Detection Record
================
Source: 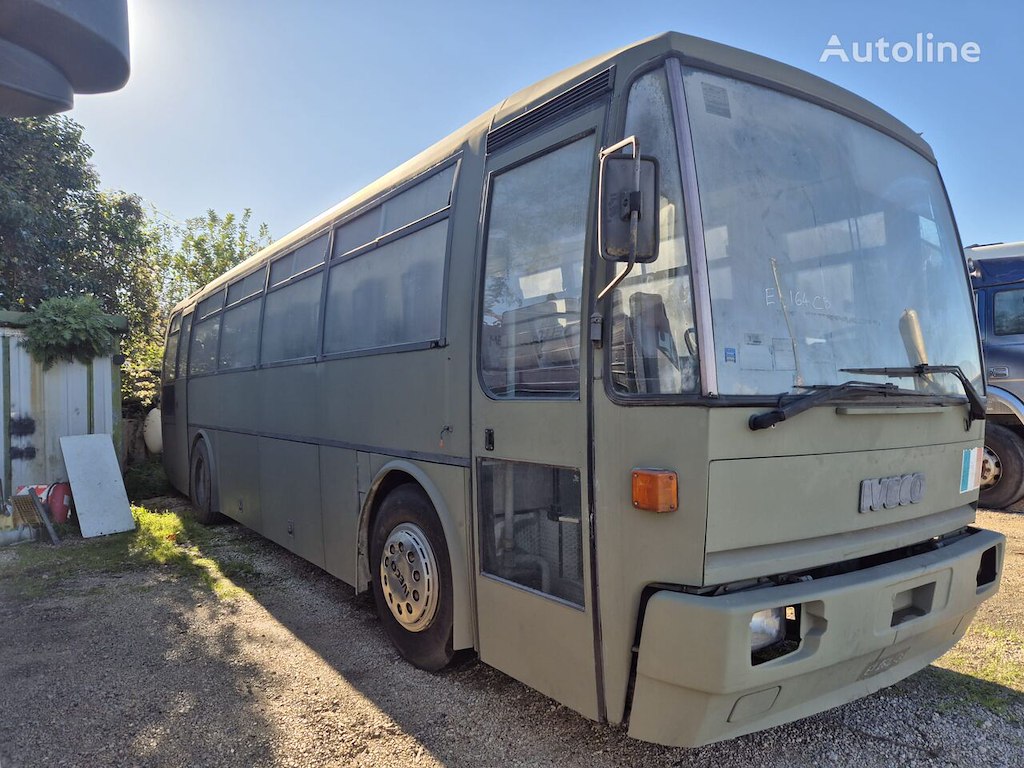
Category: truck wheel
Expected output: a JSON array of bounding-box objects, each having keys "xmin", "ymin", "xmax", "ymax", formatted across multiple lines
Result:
[
  {"xmin": 189, "ymin": 439, "xmax": 222, "ymax": 525},
  {"xmin": 370, "ymin": 484, "xmax": 454, "ymax": 671},
  {"xmin": 979, "ymin": 423, "xmax": 1024, "ymax": 509}
]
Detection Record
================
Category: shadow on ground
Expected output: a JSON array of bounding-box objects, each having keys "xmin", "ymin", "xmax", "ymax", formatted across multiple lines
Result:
[
  {"xmin": 0, "ymin": 566, "xmax": 275, "ymax": 767},
  {"xmin": 2, "ymin": 496, "xmax": 1022, "ymax": 768}
]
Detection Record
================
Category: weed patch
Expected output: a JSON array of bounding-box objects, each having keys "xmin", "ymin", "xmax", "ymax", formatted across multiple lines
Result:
[
  {"xmin": 0, "ymin": 505, "xmax": 244, "ymax": 600},
  {"xmin": 123, "ymin": 457, "xmax": 172, "ymax": 501}
]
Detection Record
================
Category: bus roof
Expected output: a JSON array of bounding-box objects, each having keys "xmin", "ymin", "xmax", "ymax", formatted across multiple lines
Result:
[{"xmin": 173, "ymin": 31, "xmax": 934, "ymax": 316}]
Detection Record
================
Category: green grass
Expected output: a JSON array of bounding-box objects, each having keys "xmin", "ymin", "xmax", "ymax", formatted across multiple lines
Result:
[
  {"xmin": 929, "ymin": 622, "xmax": 1024, "ymax": 716},
  {"xmin": 0, "ymin": 505, "xmax": 255, "ymax": 600}
]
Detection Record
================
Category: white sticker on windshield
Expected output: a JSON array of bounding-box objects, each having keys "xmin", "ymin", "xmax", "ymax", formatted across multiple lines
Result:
[
  {"xmin": 741, "ymin": 334, "xmax": 773, "ymax": 370},
  {"xmin": 701, "ymin": 82, "xmax": 731, "ymax": 118}
]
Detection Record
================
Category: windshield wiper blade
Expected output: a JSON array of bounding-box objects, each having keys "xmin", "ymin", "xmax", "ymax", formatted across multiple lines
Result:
[
  {"xmin": 749, "ymin": 380, "xmax": 901, "ymax": 431},
  {"xmin": 840, "ymin": 364, "xmax": 985, "ymax": 426}
]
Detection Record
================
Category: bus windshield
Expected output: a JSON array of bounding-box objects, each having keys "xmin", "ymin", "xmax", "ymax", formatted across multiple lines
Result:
[{"xmin": 683, "ymin": 67, "xmax": 982, "ymax": 397}]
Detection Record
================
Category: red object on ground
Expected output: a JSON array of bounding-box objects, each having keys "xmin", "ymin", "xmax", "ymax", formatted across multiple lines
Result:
[{"xmin": 48, "ymin": 482, "xmax": 72, "ymax": 524}]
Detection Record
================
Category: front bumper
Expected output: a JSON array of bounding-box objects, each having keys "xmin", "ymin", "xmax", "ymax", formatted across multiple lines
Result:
[{"xmin": 627, "ymin": 528, "xmax": 1004, "ymax": 747}]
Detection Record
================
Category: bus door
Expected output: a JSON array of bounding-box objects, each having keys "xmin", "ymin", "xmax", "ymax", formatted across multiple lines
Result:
[{"xmin": 472, "ymin": 110, "xmax": 604, "ymax": 720}]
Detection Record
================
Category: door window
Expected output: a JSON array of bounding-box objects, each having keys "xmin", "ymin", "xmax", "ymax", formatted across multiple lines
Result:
[
  {"xmin": 478, "ymin": 459, "xmax": 584, "ymax": 606},
  {"xmin": 480, "ymin": 136, "xmax": 595, "ymax": 398}
]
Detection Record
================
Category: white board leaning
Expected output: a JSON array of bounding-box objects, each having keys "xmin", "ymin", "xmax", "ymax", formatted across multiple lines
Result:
[{"xmin": 60, "ymin": 434, "xmax": 135, "ymax": 538}]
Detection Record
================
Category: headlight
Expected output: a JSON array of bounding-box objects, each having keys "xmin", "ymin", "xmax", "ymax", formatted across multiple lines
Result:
[{"xmin": 750, "ymin": 607, "xmax": 785, "ymax": 651}]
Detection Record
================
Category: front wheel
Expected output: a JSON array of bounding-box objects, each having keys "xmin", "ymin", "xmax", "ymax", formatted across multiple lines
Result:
[
  {"xmin": 979, "ymin": 423, "xmax": 1024, "ymax": 509},
  {"xmin": 370, "ymin": 484, "xmax": 454, "ymax": 671}
]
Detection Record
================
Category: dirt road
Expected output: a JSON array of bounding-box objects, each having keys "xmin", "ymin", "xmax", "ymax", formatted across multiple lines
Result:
[{"xmin": 1, "ymin": 505, "xmax": 1021, "ymax": 767}]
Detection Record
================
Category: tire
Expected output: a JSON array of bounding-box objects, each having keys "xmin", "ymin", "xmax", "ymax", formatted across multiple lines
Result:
[
  {"xmin": 979, "ymin": 423, "xmax": 1024, "ymax": 509},
  {"xmin": 370, "ymin": 484, "xmax": 454, "ymax": 671},
  {"xmin": 189, "ymin": 439, "xmax": 221, "ymax": 525}
]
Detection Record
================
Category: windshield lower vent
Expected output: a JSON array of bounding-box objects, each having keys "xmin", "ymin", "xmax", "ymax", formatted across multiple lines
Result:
[{"xmin": 487, "ymin": 67, "xmax": 614, "ymax": 153}]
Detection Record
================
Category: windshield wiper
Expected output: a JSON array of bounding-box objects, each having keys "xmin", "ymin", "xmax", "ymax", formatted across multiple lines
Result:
[
  {"xmin": 840, "ymin": 364, "xmax": 986, "ymax": 427},
  {"xmin": 749, "ymin": 380, "xmax": 903, "ymax": 431}
]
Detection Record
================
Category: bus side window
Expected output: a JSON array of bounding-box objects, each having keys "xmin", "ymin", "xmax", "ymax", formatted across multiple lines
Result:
[
  {"xmin": 189, "ymin": 315, "xmax": 221, "ymax": 375},
  {"xmin": 261, "ymin": 272, "xmax": 323, "ymax": 363},
  {"xmin": 219, "ymin": 299, "xmax": 261, "ymax": 370},
  {"xmin": 163, "ymin": 315, "xmax": 180, "ymax": 382},
  {"xmin": 162, "ymin": 313, "xmax": 181, "ymax": 415},
  {"xmin": 324, "ymin": 220, "xmax": 448, "ymax": 355},
  {"xmin": 176, "ymin": 312, "xmax": 193, "ymax": 379}
]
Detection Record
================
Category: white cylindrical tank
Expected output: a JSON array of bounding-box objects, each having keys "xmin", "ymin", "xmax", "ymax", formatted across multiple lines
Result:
[{"xmin": 143, "ymin": 408, "xmax": 162, "ymax": 454}]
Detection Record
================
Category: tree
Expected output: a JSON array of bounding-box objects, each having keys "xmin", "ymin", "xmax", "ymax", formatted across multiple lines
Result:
[
  {"xmin": 0, "ymin": 115, "xmax": 98, "ymax": 309},
  {"xmin": 0, "ymin": 115, "xmax": 272, "ymax": 417},
  {"xmin": 0, "ymin": 116, "xmax": 161, "ymax": 332},
  {"xmin": 160, "ymin": 209, "xmax": 271, "ymax": 313}
]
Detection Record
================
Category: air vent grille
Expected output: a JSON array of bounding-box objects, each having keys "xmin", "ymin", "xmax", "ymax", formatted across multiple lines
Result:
[{"xmin": 487, "ymin": 67, "xmax": 614, "ymax": 153}]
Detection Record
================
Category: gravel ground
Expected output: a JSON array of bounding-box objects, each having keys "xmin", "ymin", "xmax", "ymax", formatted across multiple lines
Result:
[{"xmin": 1, "ymin": 504, "xmax": 1022, "ymax": 768}]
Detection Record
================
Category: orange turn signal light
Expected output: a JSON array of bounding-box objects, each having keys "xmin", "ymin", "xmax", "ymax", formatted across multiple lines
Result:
[{"xmin": 632, "ymin": 469, "xmax": 678, "ymax": 513}]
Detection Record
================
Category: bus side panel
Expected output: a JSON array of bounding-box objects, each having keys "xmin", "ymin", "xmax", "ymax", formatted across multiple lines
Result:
[
  {"xmin": 592, "ymin": 399, "xmax": 711, "ymax": 726},
  {"xmin": 320, "ymin": 351, "xmax": 465, "ymax": 459},
  {"xmin": 214, "ymin": 429, "xmax": 263, "ymax": 533},
  {"xmin": 193, "ymin": 369, "xmax": 259, "ymax": 432},
  {"xmin": 320, "ymin": 446, "xmax": 360, "ymax": 585},
  {"xmin": 258, "ymin": 437, "xmax": 326, "ymax": 569},
  {"xmin": 260, "ymin": 364, "xmax": 322, "ymax": 438}
]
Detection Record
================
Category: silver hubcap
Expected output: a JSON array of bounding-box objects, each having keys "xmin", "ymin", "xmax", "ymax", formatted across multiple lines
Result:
[
  {"xmin": 379, "ymin": 523, "xmax": 438, "ymax": 632},
  {"xmin": 981, "ymin": 446, "xmax": 1001, "ymax": 489}
]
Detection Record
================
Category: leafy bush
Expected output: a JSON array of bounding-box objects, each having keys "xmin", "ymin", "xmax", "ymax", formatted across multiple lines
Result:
[
  {"xmin": 121, "ymin": 336, "xmax": 163, "ymax": 418},
  {"xmin": 123, "ymin": 456, "xmax": 171, "ymax": 501},
  {"xmin": 22, "ymin": 295, "xmax": 118, "ymax": 369}
]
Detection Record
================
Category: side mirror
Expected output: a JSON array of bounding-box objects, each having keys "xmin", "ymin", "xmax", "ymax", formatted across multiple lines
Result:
[{"xmin": 598, "ymin": 153, "xmax": 659, "ymax": 263}]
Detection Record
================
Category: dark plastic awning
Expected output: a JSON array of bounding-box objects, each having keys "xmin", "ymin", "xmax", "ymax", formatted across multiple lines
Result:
[{"xmin": 0, "ymin": 0, "xmax": 129, "ymax": 116}]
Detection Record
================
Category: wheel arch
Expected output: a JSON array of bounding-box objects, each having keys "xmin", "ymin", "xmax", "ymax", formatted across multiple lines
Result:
[
  {"xmin": 189, "ymin": 429, "xmax": 221, "ymax": 513},
  {"xmin": 357, "ymin": 459, "xmax": 474, "ymax": 651},
  {"xmin": 986, "ymin": 385, "xmax": 1024, "ymax": 429}
]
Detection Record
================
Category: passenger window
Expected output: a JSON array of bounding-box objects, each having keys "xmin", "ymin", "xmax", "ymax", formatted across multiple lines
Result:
[
  {"xmin": 478, "ymin": 459, "xmax": 583, "ymax": 606},
  {"xmin": 994, "ymin": 289, "xmax": 1024, "ymax": 335},
  {"xmin": 323, "ymin": 220, "xmax": 448, "ymax": 354},
  {"xmin": 270, "ymin": 235, "xmax": 327, "ymax": 288},
  {"xmin": 227, "ymin": 266, "xmax": 266, "ymax": 305},
  {"xmin": 260, "ymin": 272, "xmax": 323, "ymax": 363},
  {"xmin": 480, "ymin": 136, "xmax": 595, "ymax": 398},
  {"xmin": 163, "ymin": 314, "xmax": 180, "ymax": 381},
  {"xmin": 332, "ymin": 164, "xmax": 456, "ymax": 258},
  {"xmin": 196, "ymin": 289, "xmax": 225, "ymax": 320},
  {"xmin": 381, "ymin": 164, "xmax": 455, "ymax": 233},
  {"xmin": 176, "ymin": 313, "xmax": 193, "ymax": 378},
  {"xmin": 189, "ymin": 315, "xmax": 221, "ymax": 375},
  {"xmin": 219, "ymin": 299, "xmax": 262, "ymax": 370}
]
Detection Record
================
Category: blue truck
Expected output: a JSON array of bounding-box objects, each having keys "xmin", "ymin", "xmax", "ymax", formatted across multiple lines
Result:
[{"xmin": 969, "ymin": 242, "xmax": 1024, "ymax": 508}]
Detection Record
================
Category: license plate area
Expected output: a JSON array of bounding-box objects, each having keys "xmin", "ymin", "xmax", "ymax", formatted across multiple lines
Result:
[{"xmin": 890, "ymin": 581, "xmax": 936, "ymax": 626}]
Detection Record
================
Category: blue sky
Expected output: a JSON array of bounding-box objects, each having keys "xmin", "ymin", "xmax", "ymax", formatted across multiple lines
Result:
[{"xmin": 69, "ymin": 1, "xmax": 1021, "ymax": 247}]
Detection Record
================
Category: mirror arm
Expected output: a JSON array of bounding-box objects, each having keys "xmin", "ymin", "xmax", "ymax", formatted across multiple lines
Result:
[
  {"xmin": 596, "ymin": 136, "xmax": 641, "ymax": 302},
  {"xmin": 597, "ymin": 242, "xmax": 637, "ymax": 301}
]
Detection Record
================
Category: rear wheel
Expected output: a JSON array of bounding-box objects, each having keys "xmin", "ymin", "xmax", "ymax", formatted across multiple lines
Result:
[
  {"xmin": 370, "ymin": 484, "xmax": 454, "ymax": 671},
  {"xmin": 189, "ymin": 439, "xmax": 221, "ymax": 525},
  {"xmin": 979, "ymin": 423, "xmax": 1024, "ymax": 509}
]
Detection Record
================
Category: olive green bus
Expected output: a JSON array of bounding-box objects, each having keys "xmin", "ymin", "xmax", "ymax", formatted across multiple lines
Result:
[{"xmin": 161, "ymin": 32, "xmax": 1004, "ymax": 746}]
